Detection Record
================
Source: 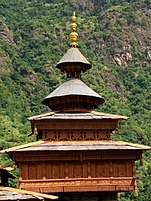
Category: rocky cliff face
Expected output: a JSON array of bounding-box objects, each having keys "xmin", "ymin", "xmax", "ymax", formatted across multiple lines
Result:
[
  {"xmin": 0, "ymin": 18, "xmax": 15, "ymax": 75},
  {"xmin": 0, "ymin": 19, "xmax": 15, "ymax": 45},
  {"xmin": 70, "ymin": 0, "xmax": 151, "ymax": 67}
]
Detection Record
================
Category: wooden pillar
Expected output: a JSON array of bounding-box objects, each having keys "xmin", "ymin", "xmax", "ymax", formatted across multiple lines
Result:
[{"xmin": 58, "ymin": 192, "xmax": 118, "ymax": 201}]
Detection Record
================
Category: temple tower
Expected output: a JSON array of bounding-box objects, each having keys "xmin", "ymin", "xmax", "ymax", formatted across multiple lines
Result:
[{"xmin": 1, "ymin": 13, "xmax": 150, "ymax": 201}]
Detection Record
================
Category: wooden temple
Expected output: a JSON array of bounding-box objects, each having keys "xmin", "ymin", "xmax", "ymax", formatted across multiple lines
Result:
[{"xmin": 0, "ymin": 13, "xmax": 150, "ymax": 201}]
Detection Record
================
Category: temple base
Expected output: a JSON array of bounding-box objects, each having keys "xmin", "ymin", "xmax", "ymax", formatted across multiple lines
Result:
[{"xmin": 58, "ymin": 192, "xmax": 118, "ymax": 201}]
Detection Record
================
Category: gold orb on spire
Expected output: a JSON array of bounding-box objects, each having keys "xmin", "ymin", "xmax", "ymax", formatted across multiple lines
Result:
[{"xmin": 70, "ymin": 12, "xmax": 78, "ymax": 47}]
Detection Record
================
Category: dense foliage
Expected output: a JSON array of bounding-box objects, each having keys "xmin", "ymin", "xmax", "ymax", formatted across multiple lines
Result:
[{"xmin": 0, "ymin": 0, "xmax": 150, "ymax": 200}]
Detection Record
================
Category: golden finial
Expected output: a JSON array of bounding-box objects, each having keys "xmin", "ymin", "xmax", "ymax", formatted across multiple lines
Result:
[{"xmin": 70, "ymin": 12, "xmax": 78, "ymax": 47}]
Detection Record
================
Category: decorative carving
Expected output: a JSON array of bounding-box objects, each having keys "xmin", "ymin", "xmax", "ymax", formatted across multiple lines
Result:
[
  {"xmin": 20, "ymin": 178, "xmax": 133, "ymax": 187},
  {"xmin": 71, "ymin": 130, "xmax": 82, "ymax": 140},
  {"xmin": 42, "ymin": 129, "xmax": 111, "ymax": 141}
]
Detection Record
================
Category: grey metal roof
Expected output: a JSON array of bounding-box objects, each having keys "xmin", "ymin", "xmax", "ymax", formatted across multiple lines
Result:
[
  {"xmin": 28, "ymin": 111, "xmax": 128, "ymax": 121},
  {"xmin": 57, "ymin": 47, "xmax": 91, "ymax": 69},
  {"xmin": 1, "ymin": 140, "xmax": 150, "ymax": 154},
  {"xmin": 42, "ymin": 78, "xmax": 104, "ymax": 104},
  {"xmin": 0, "ymin": 187, "xmax": 58, "ymax": 200},
  {"xmin": 38, "ymin": 113, "xmax": 97, "ymax": 120},
  {"xmin": 0, "ymin": 190, "xmax": 43, "ymax": 200},
  {"xmin": 15, "ymin": 141, "xmax": 150, "ymax": 152}
]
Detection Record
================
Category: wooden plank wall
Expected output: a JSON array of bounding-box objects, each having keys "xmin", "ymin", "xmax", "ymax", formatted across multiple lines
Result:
[{"xmin": 20, "ymin": 160, "xmax": 134, "ymax": 180}]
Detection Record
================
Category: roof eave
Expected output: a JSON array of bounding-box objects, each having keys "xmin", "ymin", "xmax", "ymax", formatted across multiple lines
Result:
[
  {"xmin": 28, "ymin": 112, "xmax": 54, "ymax": 121},
  {"xmin": 27, "ymin": 111, "xmax": 128, "ymax": 121},
  {"xmin": 91, "ymin": 111, "xmax": 129, "ymax": 120},
  {"xmin": 0, "ymin": 141, "xmax": 44, "ymax": 154},
  {"xmin": 0, "ymin": 186, "xmax": 58, "ymax": 200}
]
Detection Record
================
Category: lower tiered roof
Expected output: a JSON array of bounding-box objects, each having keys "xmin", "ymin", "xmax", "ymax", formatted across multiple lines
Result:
[
  {"xmin": 1, "ymin": 140, "xmax": 150, "ymax": 154},
  {"xmin": 41, "ymin": 79, "xmax": 105, "ymax": 112}
]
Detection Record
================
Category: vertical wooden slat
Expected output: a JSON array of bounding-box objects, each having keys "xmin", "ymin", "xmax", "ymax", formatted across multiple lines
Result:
[
  {"xmin": 118, "ymin": 161, "xmax": 126, "ymax": 177},
  {"xmin": 68, "ymin": 162, "xmax": 73, "ymax": 178},
  {"xmin": 104, "ymin": 161, "xmax": 110, "ymax": 177},
  {"xmin": 96, "ymin": 161, "xmax": 103, "ymax": 177},
  {"xmin": 90, "ymin": 161, "xmax": 96, "ymax": 178},
  {"xmin": 74, "ymin": 162, "xmax": 82, "ymax": 178},
  {"xmin": 88, "ymin": 162, "xmax": 91, "ymax": 178},
  {"xmin": 65, "ymin": 162, "xmax": 68, "ymax": 179},
  {"xmin": 43, "ymin": 161, "xmax": 52, "ymax": 179},
  {"xmin": 42, "ymin": 161, "xmax": 46, "ymax": 179},
  {"xmin": 51, "ymin": 162, "xmax": 55, "ymax": 179},
  {"xmin": 126, "ymin": 161, "xmax": 133, "ymax": 176},
  {"xmin": 101, "ymin": 161, "xmax": 104, "ymax": 177},
  {"xmin": 37, "ymin": 162, "xmax": 43, "ymax": 179},
  {"xmin": 54, "ymin": 162, "xmax": 59, "ymax": 178},
  {"xmin": 78, "ymin": 162, "xmax": 82, "ymax": 178},
  {"xmin": 132, "ymin": 161, "xmax": 136, "ymax": 177},
  {"xmin": 73, "ymin": 162, "xmax": 78, "ymax": 178},
  {"xmin": 113, "ymin": 161, "xmax": 118, "ymax": 177},
  {"xmin": 59, "ymin": 162, "xmax": 65, "ymax": 179},
  {"xmin": 110, "ymin": 161, "xmax": 113, "ymax": 177},
  {"xmin": 28, "ymin": 162, "xmax": 37, "ymax": 179},
  {"xmin": 21, "ymin": 162, "xmax": 28, "ymax": 180},
  {"xmin": 83, "ymin": 161, "xmax": 88, "ymax": 178}
]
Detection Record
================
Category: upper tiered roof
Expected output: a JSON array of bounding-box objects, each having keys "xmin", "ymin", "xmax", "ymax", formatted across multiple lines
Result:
[
  {"xmin": 42, "ymin": 12, "xmax": 104, "ymax": 112},
  {"xmin": 56, "ymin": 47, "xmax": 91, "ymax": 77}
]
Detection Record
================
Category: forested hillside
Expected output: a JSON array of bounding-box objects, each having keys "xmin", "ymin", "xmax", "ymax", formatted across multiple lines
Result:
[{"xmin": 0, "ymin": 0, "xmax": 151, "ymax": 200}]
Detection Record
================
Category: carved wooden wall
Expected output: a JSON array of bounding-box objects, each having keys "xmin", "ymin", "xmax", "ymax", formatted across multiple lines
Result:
[
  {"xmin": 20, "ymin": 160, "xmax": 134, "ymax": 180},
  {"xmin": 42, "ymin": 129, "xmax": 111, "ymax": 141}
]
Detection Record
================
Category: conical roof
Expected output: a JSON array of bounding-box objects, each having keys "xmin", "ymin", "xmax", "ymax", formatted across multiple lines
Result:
[
  {"xmin": 57, "ymin": 47, "xmax": 91, "ymax": 72},
  {"xmin": 42, "ymin": 79, "xmax": 104, "ymax": 112}
]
